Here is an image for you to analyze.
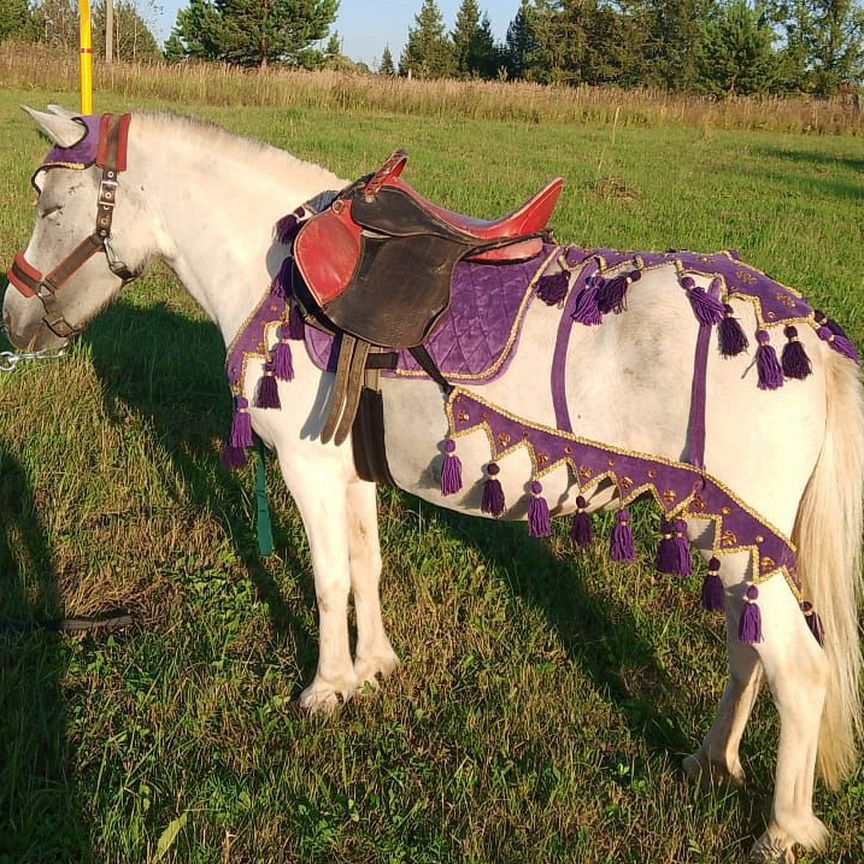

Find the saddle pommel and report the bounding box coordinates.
[363,149,408,198]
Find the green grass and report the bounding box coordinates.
[1,87,864,863]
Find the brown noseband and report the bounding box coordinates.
[7,113,137,340]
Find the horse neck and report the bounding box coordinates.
[128,116,344,345]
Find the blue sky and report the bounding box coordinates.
[153,0,524,67]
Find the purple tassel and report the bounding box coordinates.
[701,556,725,611]
[274,256,293,298]
[273,335,295,382]
[817,322,860,363]
[221,443,248,470]
[610,509,636,562]
[596,269,641,315]
[738,584,763,644]
[481,463,505,517]
[536,270,570,305]
[756,330,784,390]
[528,480,552,538]
[276,208,304,244]
[801,601,824,646]
[719,305,748,356]
[571,283,602,326]
[571,495,594,548]
[288,304,305,340]
[681,276,725,326]
[255,373,281,409]
[801,600,825,645]
[657,519,691,576]
[440,440,463,496]
[230,396,254,449]
[781,325,812,380]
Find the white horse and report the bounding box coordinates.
[4,107,862,863]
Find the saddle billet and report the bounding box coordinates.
[293,150,564,446]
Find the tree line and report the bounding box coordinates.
[395,0,863,96]
[1,0,162,61]
[1,0,860,95]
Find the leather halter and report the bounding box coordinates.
[7,113,137,339]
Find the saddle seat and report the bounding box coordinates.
[363,151,563,262]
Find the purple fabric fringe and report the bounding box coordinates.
[440,440,463,496]
[288,305,306,340]
[756,330,784,390]
[656,519,691,576]
[701,557,725,611]
[801,602,824,646]
[571,284,602,326]
[481,464,505,517]
[230,397,254,449]
[255,374,281,409]
[571,496,594,548]
[781,326,811,380]
[596,271,638,315]
[273,332,295,381]
[536,271,570,305]
[719,305,748,357]
[528,481,552,538]
[685,284,725,326]
[739,584,763,644]
[610,509,636,562]
[222,443,248,470]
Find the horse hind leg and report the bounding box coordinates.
[748,574,829,860]
[346,478,400,689]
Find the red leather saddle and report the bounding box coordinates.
[294,150,563,345]
[292,150,564,444]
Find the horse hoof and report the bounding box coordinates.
[299,675,358,714]
[749,831,795,863]
[682,752,746,787]
[354,648,400,691]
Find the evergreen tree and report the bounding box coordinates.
[452,0,497,77]
[698,0,778,94]
[504,0,539,79]
[0,0,33,41]
[644,0,715,90]
[168,0,338,67]
[399,0,456,78]
[379,44,396,75]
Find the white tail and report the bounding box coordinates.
[794,349,864,788]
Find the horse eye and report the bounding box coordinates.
[40,204,62,218]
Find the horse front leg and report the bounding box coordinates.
[346,479,400,688]
[277,450,359,712]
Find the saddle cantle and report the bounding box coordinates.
[292,149,564,444]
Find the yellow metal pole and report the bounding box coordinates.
[79,0,93,114]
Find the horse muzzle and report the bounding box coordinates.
[2,283,69,351]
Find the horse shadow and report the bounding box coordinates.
[86,293,699,755]
[0,443,91,861]
[82,296,319,682]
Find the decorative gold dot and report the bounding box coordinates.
[608,458,616,467]
[756,535,765,543]
[721,506,731,515]
[647,469,657,479]
[564,445,573,454]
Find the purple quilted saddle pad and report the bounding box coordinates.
[304,245,560,382]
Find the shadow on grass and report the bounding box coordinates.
[82,298,319,685]
[0,444,91,862]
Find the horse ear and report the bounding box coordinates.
[21,105,85,148]
[46,104,79,119]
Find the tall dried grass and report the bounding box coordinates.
[3,41,863,135]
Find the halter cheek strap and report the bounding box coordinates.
[8,113,136,339]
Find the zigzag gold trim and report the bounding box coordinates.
[446,387,800,597]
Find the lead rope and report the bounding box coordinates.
[255,436,274,557]
[0,347,67,372]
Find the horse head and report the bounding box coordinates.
[3,107,150,351]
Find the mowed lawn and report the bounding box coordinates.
[1,86,864,863]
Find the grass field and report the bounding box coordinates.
[1,83,864,863]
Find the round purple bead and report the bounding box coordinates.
[530,480,543,495]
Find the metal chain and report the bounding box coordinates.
[0,348,67,373]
